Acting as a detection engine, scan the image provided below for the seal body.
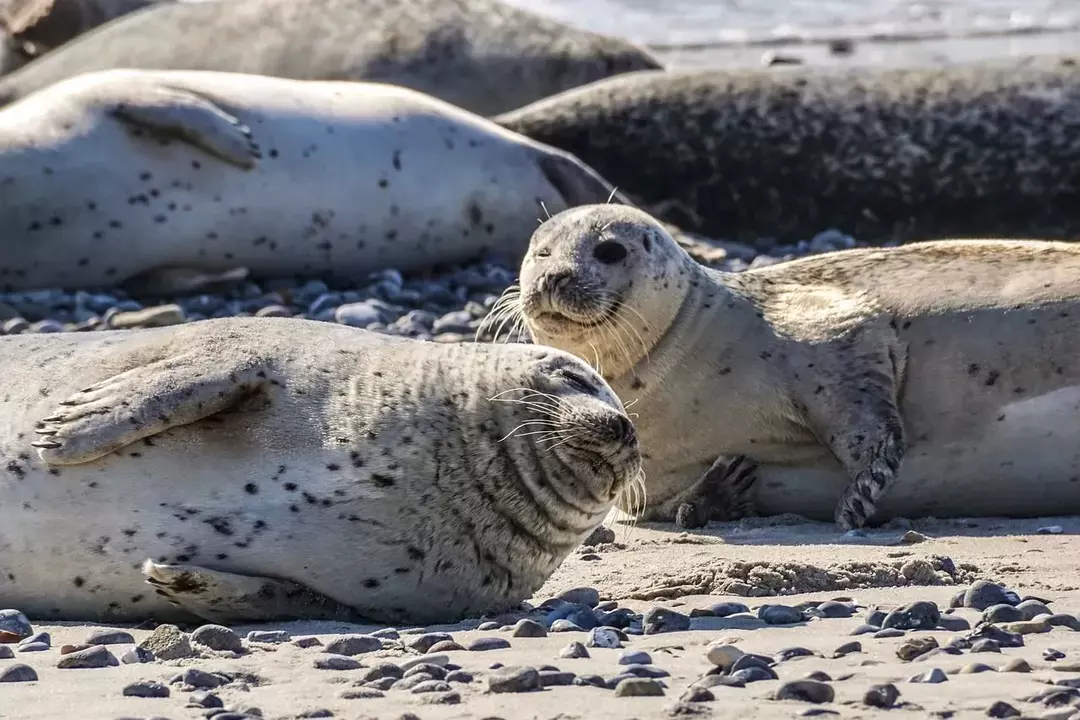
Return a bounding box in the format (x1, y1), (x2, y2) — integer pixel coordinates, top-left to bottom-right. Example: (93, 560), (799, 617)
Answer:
(0, 316), (640, 623)
(497, 61), (1080, 244)
(0, 0), (662, 115)
(0, 68), (620, 293)
(516, 204), (1080, 530)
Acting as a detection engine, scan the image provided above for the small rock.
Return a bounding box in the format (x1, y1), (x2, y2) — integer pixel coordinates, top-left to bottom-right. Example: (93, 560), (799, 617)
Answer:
(403, 663), (447, 681)
(864, 683), (900, 708)
(0, 664), (38, 682)
(613, 677), (665, 697)
(873, 628), (906, 639)
(1037, 525), (1064, 534)
(816, 601), (855, 619)
(1001, 657), (1032, 673)
(969, 624), (1025, 648)
(897, 636), (938, 661)
(410, 680), (451, 694)
(936, 615), (971, 632)
(0, 646), (12, 659)
(709, 602), (751, 617)
(706, 643), (744, 670)
(123, 680), (170, 698)
(619, 650), (652, 666)
(621, 664), (670, 679)
(408, 633), (453, 653)
(108, 304), (185, 329)
(247, 630), (290, 644)
(0, 610), (33, 642)
(1047, 613), (1080, 631)
(559, 641), (589, 659)
(445, 670), (474, 683)
(586, 627), (621, 649)
(139, 624), (193, 660)
(558, 587), (600, 608)
(804, 671), (833, 682)
(730, 665), (778, 683)
(468, 637), (511, 651)
(964, 581), (1020, 610)
(849, 624), (880, 636)
(1016, 599), (1053, 620)
(583, 526), (615, 545)
(1045, 648), (1067, 661)
(775, 647), (815, 663)
(883, 601), (940, 630)
(186, 691), (224, 708)
(334, 301), (384, 327)
(325, 635), (382, 656)
(191, 625), (243, 653)
(426, 640), (465, 652)
(900, 530), (929, 544)
(172, 668), (228, 689)
(643, 607), (691, 634)
(958, 662), (994, 674)
(393, 673), (436, 691)
(512, 619), (547, 638)
(57, 645), (118, 669)
(681, 687), (715, 703)
(573, 674), (608, 688)
(759, 605), (805, 625)
(539, 670), (576, 687)
(986, 701), (1021, 718)
(121, 647), (155, 664)
(17, 642), (48, 652)
(1000, 618), (1050, 635)
(314, 654), (362, 671)
(488, 665), (541, 693)
(359, 663), (404, 683)
(971, 639), (1002, 653)
(341, 687), (386, 699)
(293, 637), (323, 649)
(774, 680), (835, 703)
(983, 604), (1025, 623)
(833, 641), (861, 658)
(402, 654), (448, 671)
(549, 619), (583, 633)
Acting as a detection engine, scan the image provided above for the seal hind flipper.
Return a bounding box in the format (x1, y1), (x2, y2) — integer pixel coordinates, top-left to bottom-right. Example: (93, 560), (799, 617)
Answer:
(142, 560), (366, 623)
(674, 454), (758, 529)
(110, 84), (261, 170)
(32, 350), (271, 465)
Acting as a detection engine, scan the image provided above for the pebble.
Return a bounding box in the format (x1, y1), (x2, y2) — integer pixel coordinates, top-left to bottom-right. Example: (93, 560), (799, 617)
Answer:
(0, 646), (12, 659)
(897, 636), (939, 661)
(123, 680), (171, 698)
(394, 673), (436, 690)
(408, 633), (453, 653)
(965, 581), (1021, 610)
(621, 664), (670, 679)
(410, 680), (452, 694)
(370, 627), (400, 639)
(324, 635), (382, 655)
(1047, 614), (1080, 631)
(873, 628), (906, 639)
(619, 650), (652, 665)
(512, 619), (547, 638)
(582, 526), (615, 546)
(404, 663), (447, 681)
(706, 643), (744, 670)
(613, 677), (665, 697)
(987, 701), (1022, 718)
(402, 654), (448, 671)
(341, 687), (385, 699)
(695, 674), (747, 690)
(334, 301), (384, 327)
(121, 647), (155, 664)
(476, 622), (501, 632)
(816, 601), (856, 619)
(191, 625), (243, 653)
(804, 671), (833, 682)
(560, 641), (589, 659)
(832, 641), (861, 658)
(643, 607), (691, 634)
(586, 627), (621, 649)
(247, 630), (290, 644)
(468, 637), (511, 651)
(187, 691), (225, 708)
(774, 680), (835, 703)
(172, 668), (228, 689)
(84, 629), (135, 646)
(293, 637), (323, 649)
(1001, 657), (1032, 673)
(550, 619), (584, 633)
(970, 624), (1025, 648)
(984, 604), (1025, 623)
(57, 644), (118, 668)
(864, 683), (901, 708)
(936, 615), (972, 632)
(1045, 649), (1067, 661)
(574, 674), (608, 688)
(539, 670), (577, 687)
(445, 670), (474, 683)
(359, 663), (404, 683)
(1037, 525), (1064, 534)
(899, 530), (929, 544)
(849, 624), (880, 636)
(0, 609), (33, 642)
(108, 304), (185, 329)
(759, 605), (805, 625)
(681, 686), (715, 703)
(557, 587), (600, 608)
(971, 639), (1002, 653)
(488, 665), (541, 693)
(1000, 618), (1051, 635)
(17, 642), (48, 652)
(0, 664), (38, 682)
(313, 654), (363, 671)
(883, 601), (940, 630)
(139, 624), (194, 660)
(775, 647), (815, 663)
(1017, 599), (1053, 619)
(731, 665), (778, 683)
(426, 640), (465, 652)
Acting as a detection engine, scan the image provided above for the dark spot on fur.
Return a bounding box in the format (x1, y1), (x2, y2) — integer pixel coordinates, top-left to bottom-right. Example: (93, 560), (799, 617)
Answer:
(372, 474), (395, 488)
(985, 370), (1000, 387)
(283, 482), (297, 491)
(363, 578), (380, 589)
(73, 576), (85, 588)
(407, 546), (425, 561)
(244, 483), (258, 494)
(326, 463), (340, 472)
(967, 363), (980, 376)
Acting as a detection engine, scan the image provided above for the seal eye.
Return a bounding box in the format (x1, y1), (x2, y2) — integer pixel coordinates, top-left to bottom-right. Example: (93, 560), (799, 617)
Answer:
(536, 248), (551, 258)
(594, 241), (627, 265)
(558, 369), (597, 395)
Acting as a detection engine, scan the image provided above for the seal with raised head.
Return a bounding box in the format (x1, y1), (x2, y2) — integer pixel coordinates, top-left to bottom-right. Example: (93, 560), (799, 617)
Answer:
(0, 68), (621, 294)
(0, 0), (160, 73)
(509, 203), (1080, 530)
(0, 316), (642, 623)
(496, 60), (1080, 245)
(0, 0), (662, 115)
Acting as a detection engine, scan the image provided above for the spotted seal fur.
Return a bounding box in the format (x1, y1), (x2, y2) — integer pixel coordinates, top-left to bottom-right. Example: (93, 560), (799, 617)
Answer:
(0, 68), (621, 294)
(506, 203), (1080, 530)
(0, 316), (641, 623)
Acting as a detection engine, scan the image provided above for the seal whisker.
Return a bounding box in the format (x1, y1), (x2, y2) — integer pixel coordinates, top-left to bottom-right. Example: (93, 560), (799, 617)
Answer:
(498, 421), (565, 443)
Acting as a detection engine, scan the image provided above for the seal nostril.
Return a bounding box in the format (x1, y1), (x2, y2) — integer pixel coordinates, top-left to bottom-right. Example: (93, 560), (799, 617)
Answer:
(594, 240), (627, 265)
(615, 415), (634, 441)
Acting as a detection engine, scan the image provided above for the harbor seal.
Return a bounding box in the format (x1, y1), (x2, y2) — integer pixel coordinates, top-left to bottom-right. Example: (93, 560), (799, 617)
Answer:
(0, 0), (161, 73)
(496, 59), (1080, 245)
(509, 203), (1080, 530)
(0, 0), (663, 115)
(0, 68), (621, 294)
(0, 316), (642, 623)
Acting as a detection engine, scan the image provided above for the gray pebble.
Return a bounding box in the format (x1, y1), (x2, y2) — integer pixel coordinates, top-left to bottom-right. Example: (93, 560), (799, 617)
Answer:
(57, 645), (118, 669)
(334, 301), (384, 328)
(863, 683), (900, 708)
(959, 662), (995, 674)
(18, 642), (49, 653)
(731, 654), (774, 673)
(138, 624), (193, 660)
(587, 627), (621, 649)
(804, 671), (832, 682)
(731, 665), (778, 683)
(247, 630), (290, 644)
(468, 636), (512, 652)
(1044, 648), (1066, 661)
(369, 627), (399, 640)
(1002, 657), (1032, 673)
(445, 670), (474, 683)
(560, 641), (590, 659)
(324, 635), (382, 656)
(313, 654), (362, 671)
(557, 587), (600, 608)
(1047, 614), (1080, 631)
(573, 674), (608, 688)
(775, 647), (815, 663)
(708, 602), (751, 617)
(476, 622), (501, 631)
(883, 601), (940, 630)
(984, 604), (1025, 624)
(986, 701), (1022, 718)
(0, 664), (38, 682)
(512, 619), (547, 638)
(341, 687), (385, 699)
(410, 680), (451, 694)
(187, 691), (225, 708)
(619, 650), (652, 665)
(172, 668), (227, 689)
(1016, 599), (1053, 620)
(681, 686), (716, 702)
(965, 581), (1020, 610)
(549, 619), (584, 633)
(849, 624), (880, 636)
(582, 526), (615, 545)
(401, 653), (448, 670)
(2, 318), (29, 334)
(191, 625), (242, 653)
(488, 665), (541, 693)
(0, 610), (32, 640)
(426, 639), (465, 652)
(85, 629), (136, 646)
(0, 646), (12, 659)
(30, 319), (64, 333)
(539, 670), (576, 687)
(393, 673), (436, 690)
(408, 633), (453, 653)
(643, 607), (691, 634)
(873, 628), (906, 639)
(359, 663), (404, 682)
(971, 639), (1002, 653)
(255, 304), (293, 318)
(16, 633), (48, 650)
(758, 605), (805, 625)
(404, 663), (447, 680)
(774, 680), (835, 703)
(816, 601), (856, 618)
(366, 677), (398, 691)
(614, 677), (665, 697)
(121, 647), (155, 664)
(622, 664), (670, 679)
(909, 668), (948, 684)
(833, 641), (861, 658)
(123, 680), (170, 698)
(936, 615), (971, 632)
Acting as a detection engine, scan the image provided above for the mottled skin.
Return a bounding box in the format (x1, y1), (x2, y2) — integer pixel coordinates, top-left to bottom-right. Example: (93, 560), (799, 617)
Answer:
(0, 0), (161, 73)
(0, 68), (620, 294)
(497, 60), (1080, 244)
(517, 204), (1080, 530)
(0, 317), (640, 624)
(0, 0), (662, 115)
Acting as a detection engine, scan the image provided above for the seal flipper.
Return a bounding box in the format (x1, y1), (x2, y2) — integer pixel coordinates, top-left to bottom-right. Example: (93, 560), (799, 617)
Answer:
(674, 454), (758, 529)
(537, 150), (632, 208)
(32, 350), (271, 465)
(119, 265), (250, 297)
(142, 560), (366, 623)
(110, 84), (261, 170)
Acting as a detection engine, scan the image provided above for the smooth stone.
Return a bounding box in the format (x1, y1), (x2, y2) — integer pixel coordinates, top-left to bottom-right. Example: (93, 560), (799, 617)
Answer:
(731, 665), (778, 683)
(971, 639), (1002, 654)
(706, 643), (744, 670)
(804, 671), (833, 682)
(512, 619), (547, 638)
(369, 627), (400, 640)
(0, 610), (32, 641)
(410, 680), (451, 694)
(401, 654), (448, 671)
(873, 628), (906, 639)
(849, 624), (880, 636)
(984, 604), (1025, 624)
(172, 668), (227, 689)
(910, 668), (948, 685)
(774, 680), (835, 703)
(595, 608), (637, 630)
(694, 674), (747, 690)
(468, 637), (511, 651)
(643, 607), (691, 634)
(0, 646), (12, 659)
(549, 619), (584, 633)
(986, 701), (1022, 718)
(247, 630), (290, 644)
(965, 581), (1020, 610)
(190, 626), (242, 653)
(613, 677), (665, 697)
(900, 530), (929, 544)
(57, 645), (118, 669)
(408, 633), (453, 653)
(619, 650), (652, 666)
(445, 670), (474, 683)
(970, 624), (1025, 648)
(123, 680), (170, 698)
(313, 654), (362, 671)
(538, 670), (576, 687)
(17, 642), (48, 653)
(1045, 649), (1067, 662)
(582, 526), (615, 545)
(1017, 599), (1053, 620)
(758, 605), (805, 625)
(681, 686), (716, 702)
(139, 624), (194, 660)
(108, 304), (185, 329)
(896, 636), (937, 661)
(21, 632), (51, 647)
(557, 587), (600, 608)
(187, 691), (225, 708)
(573, 674), (608, 688)
(1047, 614), (1080, 631)
(359, 663), (404, 682)
(883, 601), (940, 631)
(293, 637), (323, 649)
(488, 665), (541, 693)
(936, 615), (971, 632)
(775, 647), (816, 663)
(121, 647), (155, 664)
(426, 640), (465, 653)
(864, 683), (901, 708)
(586, 627), (621, 649)
(476, 622), (501, 632)
(403, 663), (447, 680)
(958, 662), (995, 674)
(730, 654), (774, 673)
(621, 664), (670, 679)
(0, 664), (37, 682)
(341, 687), (385, 699)
(559, 641), (590, 659)
(1002, 658), (1032, 673)
(334, 302), (384, 328)
(1000, 619), (1051, 635)
(1037, 525), (1064, 534)
(817, 601), (856, 619)
(393, 673), (436, 690)
(366, 677), (398, 691)
(709, 602), (751, 617)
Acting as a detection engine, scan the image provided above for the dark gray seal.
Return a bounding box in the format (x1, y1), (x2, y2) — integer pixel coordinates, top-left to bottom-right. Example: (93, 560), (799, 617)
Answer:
(0, 316), (642, 623)
(496, 59), (1080, 245)
(0, 0), (663, 115)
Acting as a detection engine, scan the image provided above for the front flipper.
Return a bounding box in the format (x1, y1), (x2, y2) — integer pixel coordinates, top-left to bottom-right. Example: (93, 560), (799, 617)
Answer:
(32, 350), (271, 465)
(675, 455), (758, 529)
(110, 83), (262, 170)
(143, 561), (366, 624)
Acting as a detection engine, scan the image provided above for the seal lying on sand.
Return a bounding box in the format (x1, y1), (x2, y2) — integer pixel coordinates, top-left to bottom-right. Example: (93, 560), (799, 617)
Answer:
(0, 0), (160, 73)
(0, 316), (642, 623)
(0, 0), (662, 115)
(496, 60), (1080, 244)
(507, 204), (1080, 530)
(0, 68), (620, 294)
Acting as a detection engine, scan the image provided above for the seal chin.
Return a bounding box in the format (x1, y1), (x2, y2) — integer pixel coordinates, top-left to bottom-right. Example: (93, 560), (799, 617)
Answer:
(526, 299), (618, 338)
(555, 412), (640, 502)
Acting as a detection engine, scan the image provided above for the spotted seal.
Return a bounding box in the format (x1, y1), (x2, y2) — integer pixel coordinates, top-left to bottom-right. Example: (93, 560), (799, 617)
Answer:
(0, 0), (161, 73)
(506, 203), (1080, 530)
(496, 60), (1080, 244)
(0, 0), (663, 115)
(0, 68), (622, 294)
(0, 316), (641, 623)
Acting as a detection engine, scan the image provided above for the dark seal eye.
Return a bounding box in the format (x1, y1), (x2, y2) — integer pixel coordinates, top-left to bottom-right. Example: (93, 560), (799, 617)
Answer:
(593, 241), (627, 265)
(559, 369), (597, 395)
(535, 247), (551, 258)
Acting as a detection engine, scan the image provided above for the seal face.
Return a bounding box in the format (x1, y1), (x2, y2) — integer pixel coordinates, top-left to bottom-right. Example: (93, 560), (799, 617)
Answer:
(512, 203), (1080, 530)
(0, 317), (641, 623)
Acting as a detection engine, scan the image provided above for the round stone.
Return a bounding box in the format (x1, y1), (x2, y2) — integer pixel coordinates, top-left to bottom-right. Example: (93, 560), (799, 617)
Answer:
(706, 643), (744, 670)
(559, 642), (589, 660)
(774, 680), (835, 703)
(512, 619), (547, 638)
(863, 683), (901, 708)
(619, 650), (652, 666)
(123, 680), (170, 698)
(758, 605), (805, 625)
(642, 607), (691, 634)
(190, 625), (243, 653)
(557, 587), (600, 608)
(488, 665), (541, 693)
(313, 654), (362, 671)
(586, 627), (621, 649)
(964, 581), (1020, 610)
(0, 664), (38, 682)
(613, 677), (665, 697)
(57, 645), (118, 669)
